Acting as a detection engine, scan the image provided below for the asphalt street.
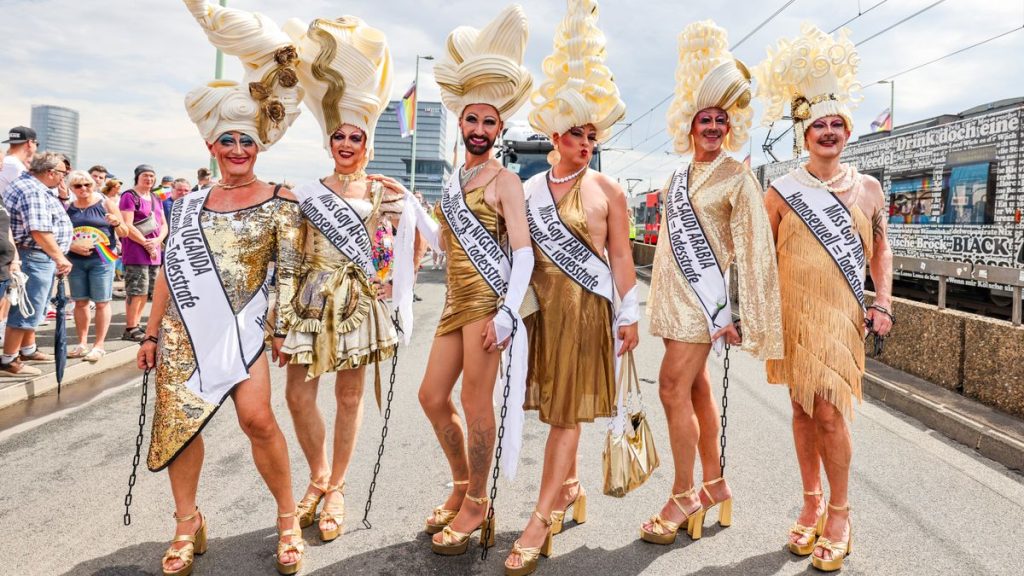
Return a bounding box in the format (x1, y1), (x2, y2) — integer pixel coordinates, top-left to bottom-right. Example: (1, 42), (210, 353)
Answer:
(2, 268), (1023, 575)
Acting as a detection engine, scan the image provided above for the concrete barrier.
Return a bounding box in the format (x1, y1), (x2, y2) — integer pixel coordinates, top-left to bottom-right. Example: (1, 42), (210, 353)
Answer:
(963, 315), (1024, 419)
(632, 241), (655, 268)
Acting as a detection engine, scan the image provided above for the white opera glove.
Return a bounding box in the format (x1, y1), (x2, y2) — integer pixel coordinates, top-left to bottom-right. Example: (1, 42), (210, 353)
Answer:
(494, 247), (534, 343)
(615, 285), (640, 328)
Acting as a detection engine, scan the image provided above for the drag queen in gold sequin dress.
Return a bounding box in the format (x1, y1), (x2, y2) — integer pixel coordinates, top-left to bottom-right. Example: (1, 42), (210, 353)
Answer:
(272, 15), (401, 545)
(640, 21), (783, 548)
(138, 3), (305, 575)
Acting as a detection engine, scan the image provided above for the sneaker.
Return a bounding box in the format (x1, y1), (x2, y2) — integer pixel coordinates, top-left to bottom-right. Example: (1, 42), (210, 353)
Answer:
(121, 327), (145, 342)
(20, 350), (55, 363)
(45, 309), (57, 321)
(0, 358), (42, 377)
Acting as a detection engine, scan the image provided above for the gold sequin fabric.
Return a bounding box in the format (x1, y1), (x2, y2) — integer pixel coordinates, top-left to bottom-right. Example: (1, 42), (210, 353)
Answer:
(281, 181), (398, 380)
(766, 188), (873, 421)
(433, 181), (504, 336)
(648, 157), (783, 359)
(524, 178), (615, 428)
(147, 197), (302, 471)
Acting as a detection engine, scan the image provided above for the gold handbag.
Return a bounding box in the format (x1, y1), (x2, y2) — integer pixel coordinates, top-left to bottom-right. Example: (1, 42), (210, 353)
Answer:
(603, 351), (660, 497)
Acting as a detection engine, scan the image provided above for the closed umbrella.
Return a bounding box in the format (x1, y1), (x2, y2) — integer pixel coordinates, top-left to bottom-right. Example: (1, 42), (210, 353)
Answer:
(53, 276), (68, 395)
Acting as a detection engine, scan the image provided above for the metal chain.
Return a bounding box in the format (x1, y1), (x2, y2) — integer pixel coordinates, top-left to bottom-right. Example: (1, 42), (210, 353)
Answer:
(362, 312), (402, 529)
(124, 369), (150, 526)
(719, 345), (730, 476)
(481, 317), (516, 561)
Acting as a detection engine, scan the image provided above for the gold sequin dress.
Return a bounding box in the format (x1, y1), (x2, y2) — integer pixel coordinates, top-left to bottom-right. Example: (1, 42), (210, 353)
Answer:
(648, 157), (783, 359)
(281, 181), (399, 380)
(524, 178), (615, 428)
(147, 196), (301, 471)
(434, 174), (504, 336)
(766, 176), (873, 420)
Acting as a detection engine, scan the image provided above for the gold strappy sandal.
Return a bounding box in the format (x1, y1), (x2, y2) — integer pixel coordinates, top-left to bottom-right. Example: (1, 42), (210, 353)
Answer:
(639, 487), (701, 545)
(505, 511), (554, 576)
(162, 507), (207, 576)
(811, 503), (852, 572)
(319, 482), (345, 542)
(430, 494), (495, 556)
(550, 479), (587, 536)
(296, 476), (328, 529)
(275, 511), (305, 575)
(788, 490), (826, 556)
(688, 477), (733, 540)
(425, 479), (468, 534)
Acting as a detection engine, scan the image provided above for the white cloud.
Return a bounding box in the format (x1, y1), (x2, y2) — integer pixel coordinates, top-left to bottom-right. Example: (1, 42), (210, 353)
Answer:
(1, 0), (1020, 188)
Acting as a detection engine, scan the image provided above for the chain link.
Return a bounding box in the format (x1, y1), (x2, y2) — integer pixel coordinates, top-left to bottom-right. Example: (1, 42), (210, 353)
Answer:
(480, 316), (516, 561)
(362, 313), (402, 529)
(124, 369), (150, 526)
(719, 344), (729, 475)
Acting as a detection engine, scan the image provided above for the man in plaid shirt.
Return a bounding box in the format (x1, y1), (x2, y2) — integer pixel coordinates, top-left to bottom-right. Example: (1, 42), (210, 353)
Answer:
(0, 152), (73, 377)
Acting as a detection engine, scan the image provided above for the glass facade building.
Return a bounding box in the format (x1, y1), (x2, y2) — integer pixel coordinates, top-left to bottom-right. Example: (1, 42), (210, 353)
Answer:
(31, 105), (80, 167)
(368, 100), (451, 204)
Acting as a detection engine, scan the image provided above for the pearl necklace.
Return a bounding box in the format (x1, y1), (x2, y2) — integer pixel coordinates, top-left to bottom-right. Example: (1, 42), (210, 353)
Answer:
(548, 164), (587, 184)
(689, 152), (728, 193)
(215, 176), (258, 190)
(795, 163), (858, 195)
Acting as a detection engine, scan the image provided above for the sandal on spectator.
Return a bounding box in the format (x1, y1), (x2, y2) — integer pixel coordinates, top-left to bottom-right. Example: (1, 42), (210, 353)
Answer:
(84, 348), (107, 363)
(68, 345), (90, 359)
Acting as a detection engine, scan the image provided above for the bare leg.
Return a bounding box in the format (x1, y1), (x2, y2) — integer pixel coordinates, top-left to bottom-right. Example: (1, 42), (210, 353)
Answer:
(506, 425), (581, 569)
(432, 317), (500, 543)
(162, 436), (205, 573)
(418, 331), (469, 516)
(319, 365), (366, 534)
(285, 366), (329, 510)
(812, 395), (852, 561)
(232, 356), (299, 566)
(789, 398), (825, 548)
(691, 366), (731, 506)
(73, 300), (91, 345)
(92, 301), (112, 349)
(2, 326), (28, 357)
(642, 340), (708, 532)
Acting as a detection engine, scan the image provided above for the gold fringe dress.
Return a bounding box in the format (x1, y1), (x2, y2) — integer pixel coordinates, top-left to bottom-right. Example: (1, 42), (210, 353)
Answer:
(434, 173), (504, 336)
(648, 158), (783, 359)
(281, 181), (400, 380)
(147, 196), (301, 471)
(766, 177), (873, 420)
(524, 178), (616, 428)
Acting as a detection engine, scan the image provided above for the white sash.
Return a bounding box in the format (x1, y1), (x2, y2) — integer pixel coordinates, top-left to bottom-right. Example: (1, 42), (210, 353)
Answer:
(665, 165), (731, 353)
(774, 173), (866, 311)
(439, 168), (509, 296)
(293, 181), (376, 279)
(165, 188), (269, 405)
(523, 173), (613, 303)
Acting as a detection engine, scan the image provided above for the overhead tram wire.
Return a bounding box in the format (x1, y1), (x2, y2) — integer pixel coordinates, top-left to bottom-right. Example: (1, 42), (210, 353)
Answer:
(855, 0), (947, 46)
(829, 0), (888, 34)
(730, 0), (799, 50)
(604, 127), (667, 171)
(609, 137), (674, 179)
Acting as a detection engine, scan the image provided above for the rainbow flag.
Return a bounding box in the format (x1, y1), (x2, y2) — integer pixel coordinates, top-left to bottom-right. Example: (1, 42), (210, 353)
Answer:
(397, 82), (417, 138)
(870, 108), (892, 132)
(95, 243), (118, 263)
(153, 187), (170, 202)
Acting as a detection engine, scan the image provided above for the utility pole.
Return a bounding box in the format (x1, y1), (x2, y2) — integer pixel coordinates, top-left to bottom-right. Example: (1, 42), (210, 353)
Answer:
(210, 0), (227, 178)
(409, 54), (434, 193)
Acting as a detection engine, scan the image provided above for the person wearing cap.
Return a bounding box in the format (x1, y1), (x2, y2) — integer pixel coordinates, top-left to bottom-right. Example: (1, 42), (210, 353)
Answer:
(412, 4), (535, 557)
(138, 1), (306, 574)
(506, 2), (638, 573)
(0, 126), (38, 196)
(754, 23), (894, 572)
(192, 167), (212, 191)
(639, 20), (782, 548)
(0, 152), (73, 378)
(119, 163), (167, 342)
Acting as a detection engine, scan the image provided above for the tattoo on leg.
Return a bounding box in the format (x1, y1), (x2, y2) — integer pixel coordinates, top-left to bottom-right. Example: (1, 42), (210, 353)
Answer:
(468, 419), (495, 483)
(441, 424), (469, 477)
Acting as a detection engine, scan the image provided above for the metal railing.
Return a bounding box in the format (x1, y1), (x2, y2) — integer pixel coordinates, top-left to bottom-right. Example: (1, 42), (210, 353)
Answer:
(893, 256), (1023, 326)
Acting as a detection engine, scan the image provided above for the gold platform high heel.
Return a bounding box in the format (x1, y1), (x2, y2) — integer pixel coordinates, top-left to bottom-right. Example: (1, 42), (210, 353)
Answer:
(505, 511), (554, 576)
(688, 477), (733, 540)
(275, 512), (305, 575)
(639, 487), (701, 545)
(551, 479), (587, 535)
(162, 507), (207, 576)
(296, 476), (327, 529)
(425, 479), (468, 535)
(431, 494), (495, 555)
(811, 503), (852, 572)
(318, 482), (345, 542)
(788, 490), (826, 556)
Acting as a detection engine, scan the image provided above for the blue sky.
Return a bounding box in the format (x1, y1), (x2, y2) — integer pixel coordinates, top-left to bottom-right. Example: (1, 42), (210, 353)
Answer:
(1, 0), (1021, 191)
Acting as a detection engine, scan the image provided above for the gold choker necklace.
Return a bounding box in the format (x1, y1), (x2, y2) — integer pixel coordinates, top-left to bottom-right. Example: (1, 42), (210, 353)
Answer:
(216, 176), (258, 190)
(335, 170), (367, 184)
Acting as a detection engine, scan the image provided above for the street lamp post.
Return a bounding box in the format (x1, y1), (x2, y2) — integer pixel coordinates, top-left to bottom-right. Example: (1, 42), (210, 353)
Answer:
(878, 80), (895, 130)
(409, 54), (434, 194)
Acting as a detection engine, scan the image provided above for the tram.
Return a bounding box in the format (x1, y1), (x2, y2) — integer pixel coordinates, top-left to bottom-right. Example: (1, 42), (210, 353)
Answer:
(499, 123), (602, 182)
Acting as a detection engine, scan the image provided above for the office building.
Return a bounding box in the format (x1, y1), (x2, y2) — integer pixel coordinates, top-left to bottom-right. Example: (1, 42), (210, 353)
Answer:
(31, 105), (80, 167)
(368, 100), (451, 204)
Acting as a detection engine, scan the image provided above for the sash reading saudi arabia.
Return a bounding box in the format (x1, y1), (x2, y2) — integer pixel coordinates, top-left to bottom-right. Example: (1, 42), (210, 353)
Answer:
(523, 173), (613, 303)
(439, 167), (509, 296)
(293, 181), (376, 279)
(165, 188), (269, 405)
(665, 165), (731, 350)
(773, 173), (866, 311)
